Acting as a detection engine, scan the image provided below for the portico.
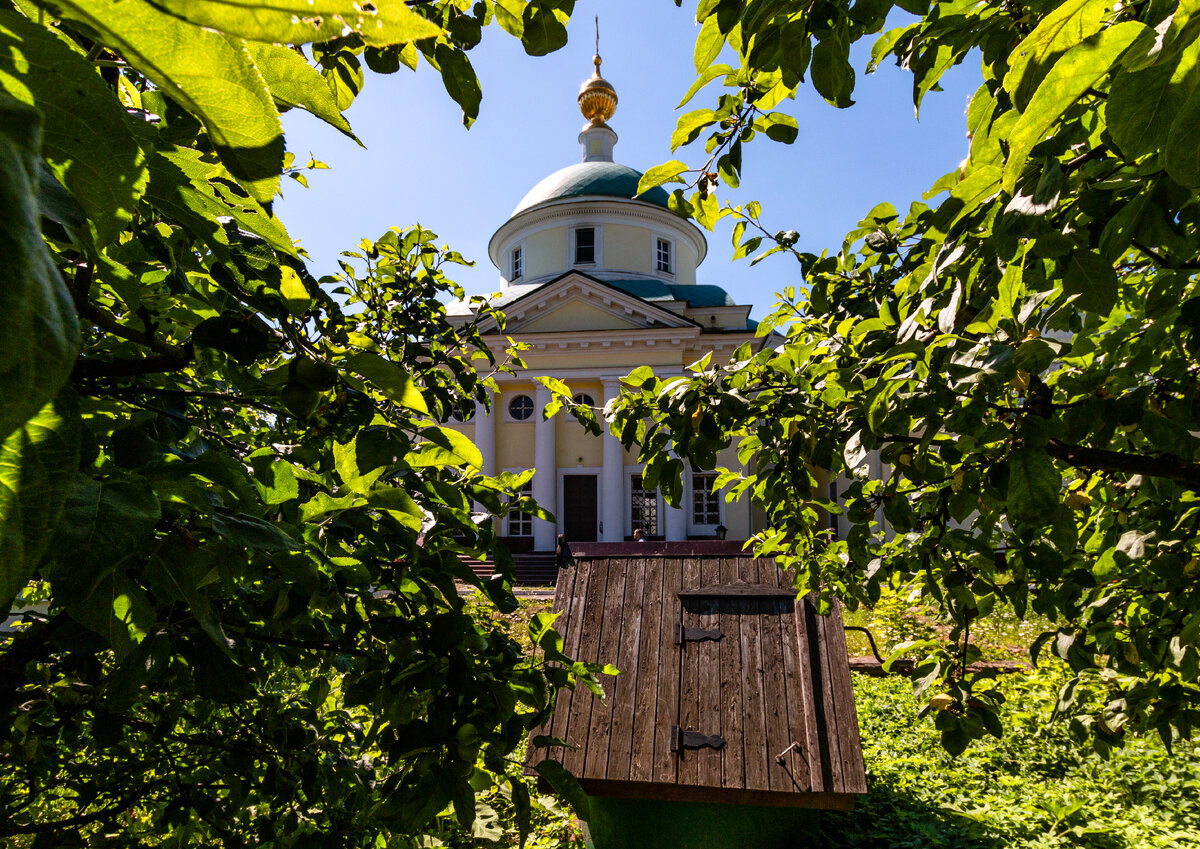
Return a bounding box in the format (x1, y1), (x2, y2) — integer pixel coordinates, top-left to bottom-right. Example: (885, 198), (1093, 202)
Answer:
(447, 52), (766, 552)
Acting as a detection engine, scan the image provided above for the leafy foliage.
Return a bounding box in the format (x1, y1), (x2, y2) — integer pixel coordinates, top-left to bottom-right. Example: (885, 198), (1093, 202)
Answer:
(0, 0), (603, 844)
(617, 0), (1200, 753)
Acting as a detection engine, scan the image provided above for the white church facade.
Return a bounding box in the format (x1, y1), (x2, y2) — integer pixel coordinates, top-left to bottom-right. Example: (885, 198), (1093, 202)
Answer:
(448, 54), (768, 553)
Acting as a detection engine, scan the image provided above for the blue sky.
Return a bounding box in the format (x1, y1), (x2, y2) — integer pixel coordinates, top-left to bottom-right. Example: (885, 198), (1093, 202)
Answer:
(275, 2), (982, 318)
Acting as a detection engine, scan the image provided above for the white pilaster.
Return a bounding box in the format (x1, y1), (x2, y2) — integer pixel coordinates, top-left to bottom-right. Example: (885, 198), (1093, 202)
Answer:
(664, 448), (687, 541)
(532, 385), (558, 551)
(601, 379), (624, 542)
(474, 389), (495, 478)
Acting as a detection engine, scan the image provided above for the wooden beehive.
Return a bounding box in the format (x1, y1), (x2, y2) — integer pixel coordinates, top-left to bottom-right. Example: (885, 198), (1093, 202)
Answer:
(528, 542), (867, 810)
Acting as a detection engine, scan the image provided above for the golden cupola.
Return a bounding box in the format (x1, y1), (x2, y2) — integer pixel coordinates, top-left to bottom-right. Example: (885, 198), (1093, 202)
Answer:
(578, 54), (617, 127)
(576, 44), (619, 163)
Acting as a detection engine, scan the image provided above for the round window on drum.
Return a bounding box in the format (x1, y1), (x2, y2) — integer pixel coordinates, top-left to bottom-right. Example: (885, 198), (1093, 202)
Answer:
(508, 394), (534, 421)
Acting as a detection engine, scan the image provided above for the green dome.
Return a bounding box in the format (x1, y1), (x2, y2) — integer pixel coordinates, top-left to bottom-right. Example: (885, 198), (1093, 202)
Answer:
(512, 161), (670, 215)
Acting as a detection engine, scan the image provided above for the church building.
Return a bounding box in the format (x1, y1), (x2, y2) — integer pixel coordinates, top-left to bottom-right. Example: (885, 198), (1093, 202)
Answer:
(448, 53), (767, 554)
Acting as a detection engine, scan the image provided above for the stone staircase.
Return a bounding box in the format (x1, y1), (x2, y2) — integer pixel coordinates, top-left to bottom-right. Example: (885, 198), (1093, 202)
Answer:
(460, 552), (559, 586)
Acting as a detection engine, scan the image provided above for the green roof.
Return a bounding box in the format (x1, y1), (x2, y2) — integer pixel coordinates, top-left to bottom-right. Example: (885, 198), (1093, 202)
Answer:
(605, 280), (736, 308)
(512, 162), (670, 215)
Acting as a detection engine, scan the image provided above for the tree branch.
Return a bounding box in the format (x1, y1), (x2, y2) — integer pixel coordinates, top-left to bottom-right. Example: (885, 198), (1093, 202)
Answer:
(1046, 439), (1200, 489)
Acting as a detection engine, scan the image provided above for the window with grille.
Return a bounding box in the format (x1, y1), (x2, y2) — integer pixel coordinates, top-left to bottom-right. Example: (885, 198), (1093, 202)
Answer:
(575, 228), (595, 264)
(508, 482), (533, 537)
(511, 246), (523, 280)
(692, 473), (720, 525)
(656, 238), (672, 273)
(631, 474), (658, 536)
(508, 394), (534, 421)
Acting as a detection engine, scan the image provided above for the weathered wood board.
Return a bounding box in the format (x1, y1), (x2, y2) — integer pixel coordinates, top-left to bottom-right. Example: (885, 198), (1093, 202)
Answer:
(526, 541), (867, 809)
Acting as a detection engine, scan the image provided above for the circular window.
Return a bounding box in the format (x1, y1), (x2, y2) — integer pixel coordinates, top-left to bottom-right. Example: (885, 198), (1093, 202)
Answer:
(449, 400), (474, 423)
(572, 393), (595, 407)
(508, 394), (534, 421)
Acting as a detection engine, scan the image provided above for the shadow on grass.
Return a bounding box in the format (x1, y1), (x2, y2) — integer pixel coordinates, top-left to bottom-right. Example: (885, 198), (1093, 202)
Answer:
(817, 785), (1007, 849)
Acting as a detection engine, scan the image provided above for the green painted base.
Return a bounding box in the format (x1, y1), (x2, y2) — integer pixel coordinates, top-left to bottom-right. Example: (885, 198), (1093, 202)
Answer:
(582, 797), (820, 849)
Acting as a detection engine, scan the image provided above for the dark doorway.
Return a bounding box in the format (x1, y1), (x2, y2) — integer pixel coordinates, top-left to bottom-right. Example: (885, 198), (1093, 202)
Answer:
(563, 475), (598, 542)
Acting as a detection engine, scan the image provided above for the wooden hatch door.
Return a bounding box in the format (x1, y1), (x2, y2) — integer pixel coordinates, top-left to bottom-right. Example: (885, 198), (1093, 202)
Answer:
(672, 582), (820, 796)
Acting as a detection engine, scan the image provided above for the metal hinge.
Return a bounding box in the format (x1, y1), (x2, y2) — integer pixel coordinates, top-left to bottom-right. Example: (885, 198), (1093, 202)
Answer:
(670, 725), (726, 752)
(674, 623), (723, 644)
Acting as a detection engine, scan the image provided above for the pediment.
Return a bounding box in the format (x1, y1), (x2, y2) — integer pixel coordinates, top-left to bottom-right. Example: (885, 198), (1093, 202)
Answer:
(480, 273), (697, 334)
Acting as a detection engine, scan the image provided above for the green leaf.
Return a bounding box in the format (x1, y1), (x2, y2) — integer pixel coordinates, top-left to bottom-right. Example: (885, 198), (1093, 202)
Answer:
(1003, 23), (1145, 194)
(520, 2), (567, 56)
(0, 93), (80, 445)
(693, 13), (724, 73)
(1063, 250), (1118, 314)
(44, 475), (162, 588)
(677, 62), (731, 108)
(1007, 448), (1060, 524)
(494, 0), (524, 38)
(533, 760), (590, 822)
(52, 0), (284, 202)
(811, 31), (854, 108)
(245, 42), (356, 141)
(636, 160), (688, 195)
(434, 43), (481, 127)
(0, 392), (79, 616)
(347, 352), (429, 413)
(1107, 59), (1186, 161)
(407, 426), (483, 469)
(1003, 0), (1108, 110)
(755, 112), (799, 144)
(0, 10), (148, 245)
(144, 0), (441, 46)
(211, 511), (301, 550)
(671, 109), (716, 151)
(1165, 80), (1200, 186)
(145, 145), (294, 257)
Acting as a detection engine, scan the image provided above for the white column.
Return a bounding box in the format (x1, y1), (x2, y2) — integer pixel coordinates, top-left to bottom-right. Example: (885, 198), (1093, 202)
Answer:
(474, 388), (495, 478)
(664, 448), (687, 541)
(532, 385), (557, 551)
(601, 379), (624, 542)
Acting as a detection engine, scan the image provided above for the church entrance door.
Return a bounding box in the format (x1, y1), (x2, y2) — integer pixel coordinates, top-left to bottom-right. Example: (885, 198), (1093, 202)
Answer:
(562, 474), (598, 542)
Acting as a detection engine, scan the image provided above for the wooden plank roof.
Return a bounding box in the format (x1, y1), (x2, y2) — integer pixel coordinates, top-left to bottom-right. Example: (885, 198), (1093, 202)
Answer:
(527, 542), (867, 809)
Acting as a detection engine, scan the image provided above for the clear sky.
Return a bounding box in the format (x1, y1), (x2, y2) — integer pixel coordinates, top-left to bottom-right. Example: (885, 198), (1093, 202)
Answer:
(275, 2), (982, 318)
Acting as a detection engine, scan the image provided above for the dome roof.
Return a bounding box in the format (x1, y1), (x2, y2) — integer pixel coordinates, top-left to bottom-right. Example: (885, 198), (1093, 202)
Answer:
(512, 161), (670, 216)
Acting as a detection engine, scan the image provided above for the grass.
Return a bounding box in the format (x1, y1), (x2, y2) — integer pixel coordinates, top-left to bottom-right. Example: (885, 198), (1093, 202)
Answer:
(452, 586), (1200, 848)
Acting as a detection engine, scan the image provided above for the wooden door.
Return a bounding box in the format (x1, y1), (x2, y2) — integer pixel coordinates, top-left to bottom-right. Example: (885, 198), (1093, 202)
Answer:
(674, 590), (816, 795)
(562, 475), (598, 542)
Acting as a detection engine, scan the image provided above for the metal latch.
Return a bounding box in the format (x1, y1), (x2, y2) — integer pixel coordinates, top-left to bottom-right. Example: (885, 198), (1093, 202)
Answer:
(674, 623), (723, 644)
(670, 725), (726, 752)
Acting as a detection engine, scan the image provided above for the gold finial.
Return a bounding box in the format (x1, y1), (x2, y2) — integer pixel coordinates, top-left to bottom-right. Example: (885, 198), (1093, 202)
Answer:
(578, 16), (617, 127)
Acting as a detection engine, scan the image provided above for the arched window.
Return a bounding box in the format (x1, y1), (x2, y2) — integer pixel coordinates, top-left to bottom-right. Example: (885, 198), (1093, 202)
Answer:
(572, 393), (595, 407)
(508, 394), (534, 421)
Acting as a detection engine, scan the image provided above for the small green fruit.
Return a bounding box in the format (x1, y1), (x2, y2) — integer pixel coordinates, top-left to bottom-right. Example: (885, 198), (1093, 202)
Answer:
(294, 357), (338, 391)
(281, 382), (321, 419)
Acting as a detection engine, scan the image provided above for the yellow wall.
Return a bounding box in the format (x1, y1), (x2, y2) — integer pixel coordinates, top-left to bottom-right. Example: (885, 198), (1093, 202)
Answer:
(495, 420), (535, 469)
(557, 416), (602, 467)
(676, 240), (697, 285)
(524, 227), (566, 278)
(603, 224), (651, 274)
(519, 301), (638, 333)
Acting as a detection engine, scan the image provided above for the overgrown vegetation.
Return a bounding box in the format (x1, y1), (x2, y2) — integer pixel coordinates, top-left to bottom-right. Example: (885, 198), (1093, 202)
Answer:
(459, 592), (1200, 849)
(611, 0), (1200, 755)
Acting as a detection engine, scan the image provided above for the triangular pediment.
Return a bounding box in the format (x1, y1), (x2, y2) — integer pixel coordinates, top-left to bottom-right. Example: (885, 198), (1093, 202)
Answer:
(479, 273), (698, 334)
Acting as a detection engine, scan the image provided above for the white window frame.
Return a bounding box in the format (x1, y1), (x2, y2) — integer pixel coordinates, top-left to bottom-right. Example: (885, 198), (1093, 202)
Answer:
(627, 470), (662, 538)
(507, 480), (533, 537)
(510, 242), (524, 281)
(504, 393), (535, 423)
(655, 236), (674, 276)
(689, 472), (723, 532)
(572, 225), (601, 268)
